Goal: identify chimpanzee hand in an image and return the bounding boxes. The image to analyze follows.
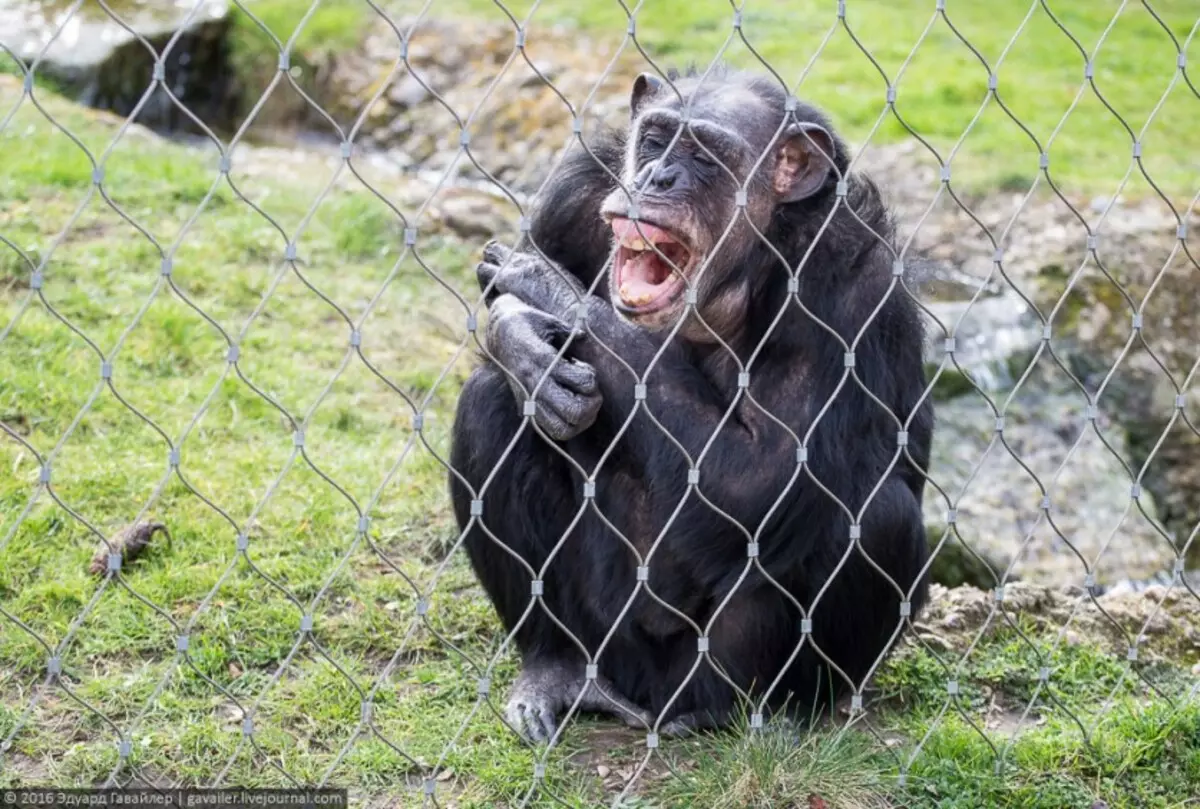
[477,240,589,322]
[485,294,602,441]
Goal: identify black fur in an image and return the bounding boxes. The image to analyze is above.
[450,71,933,732]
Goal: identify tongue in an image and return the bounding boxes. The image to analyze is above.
[621,251,671,304]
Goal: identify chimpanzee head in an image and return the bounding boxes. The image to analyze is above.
[599,70,846,338]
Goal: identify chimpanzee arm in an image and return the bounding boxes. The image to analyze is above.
[475,132,625,441]
[477,242,799,532]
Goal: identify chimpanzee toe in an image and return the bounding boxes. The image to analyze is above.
[507,697,558,744]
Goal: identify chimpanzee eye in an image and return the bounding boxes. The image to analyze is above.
[642,135,665,151]
[695,151,718,169]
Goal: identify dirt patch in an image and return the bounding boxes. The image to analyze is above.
[565,723,677,797]
[915,581,1200,666]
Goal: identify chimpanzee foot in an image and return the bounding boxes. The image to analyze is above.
[660,709,729,738]
[578,675,653,731]
[505,661,650,744]
[506,687,559,744]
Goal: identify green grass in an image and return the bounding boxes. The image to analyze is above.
[3,1,1200,804]
[227,0,376,105]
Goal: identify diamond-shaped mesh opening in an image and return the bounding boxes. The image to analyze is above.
[1,0,1197,805]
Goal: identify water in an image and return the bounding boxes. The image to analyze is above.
[0,0,227,68]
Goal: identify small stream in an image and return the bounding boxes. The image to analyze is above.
[3,0,238,133]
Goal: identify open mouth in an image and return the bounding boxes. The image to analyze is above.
[610,217,694,313]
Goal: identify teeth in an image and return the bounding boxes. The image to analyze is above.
[631,238,647,251]
[618,283,654,307]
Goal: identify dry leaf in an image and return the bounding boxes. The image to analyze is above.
[807,795,829,809]
[89,521,169,575]
[596,765,611,778]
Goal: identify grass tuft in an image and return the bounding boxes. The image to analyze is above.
[659,716,893,809]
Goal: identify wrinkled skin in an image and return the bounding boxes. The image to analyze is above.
[453,68,933,745]
[483,290,600,442]
[505,661,651,743]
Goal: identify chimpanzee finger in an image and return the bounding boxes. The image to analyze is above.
[482,239,512,266]
[536,385,602,441]
[477,259,500,298]
[538,706,558,741]
[528,390,597,442]
[532,406,575,443]
[551,357,599,396]
[521,704,554,744]
[517,347,592,405]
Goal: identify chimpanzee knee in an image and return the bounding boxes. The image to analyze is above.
[449,364,525,529]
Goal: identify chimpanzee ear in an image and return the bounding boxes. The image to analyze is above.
[773,123,836,203]
[630,73,663,119]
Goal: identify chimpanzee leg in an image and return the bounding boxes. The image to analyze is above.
[449,362,577,658]
[804,478,929,704]
[449,363,648,742]
[653,585,797,737]
[652,478,928,737]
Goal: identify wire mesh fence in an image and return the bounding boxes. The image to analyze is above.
[1,0,1198,806]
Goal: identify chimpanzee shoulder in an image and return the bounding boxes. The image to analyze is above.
[527,127,626,287]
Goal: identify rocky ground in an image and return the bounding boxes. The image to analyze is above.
[917,579,1200,667]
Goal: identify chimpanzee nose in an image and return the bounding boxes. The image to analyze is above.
[650,162,683,192]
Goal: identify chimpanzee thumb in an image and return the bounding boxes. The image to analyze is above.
[523,306,574,343]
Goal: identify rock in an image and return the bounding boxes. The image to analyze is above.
[436,191,516,241]
[926,531,1008,590]
[323,16,641,194]
[916,581,1200,667]
[0,0,236,133]
[858,152,1200,587]
[922,291,1041,396]
[922,366,1175,587]
[88,521,170,576]
[522,60,561,88]
[387,73,431,109]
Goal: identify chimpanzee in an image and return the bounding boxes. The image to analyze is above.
[449,68,934,743]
